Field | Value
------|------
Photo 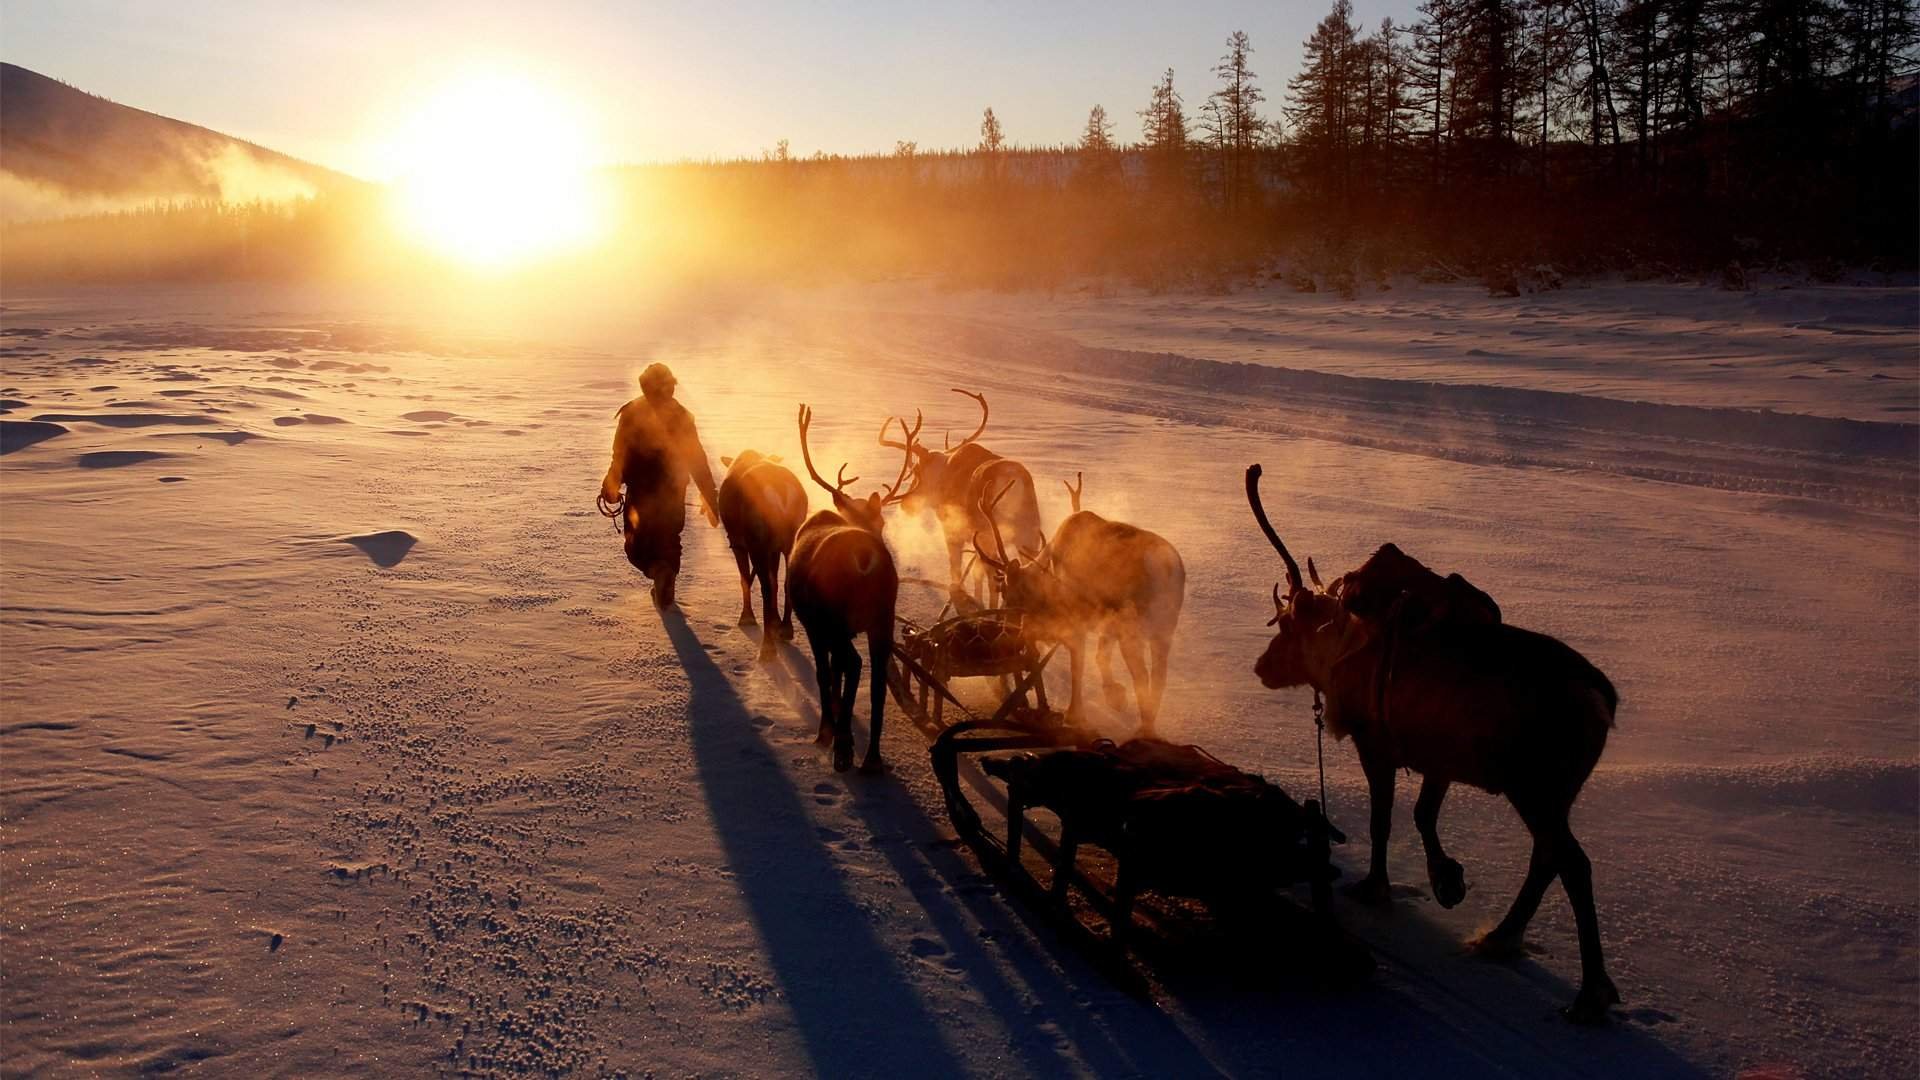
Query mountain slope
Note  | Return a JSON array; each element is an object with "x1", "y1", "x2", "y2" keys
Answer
[{"x1": 0, "y1": 62, "x2": 359, "y2": 217}]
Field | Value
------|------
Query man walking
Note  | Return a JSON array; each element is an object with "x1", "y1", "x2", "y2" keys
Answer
[{"x1": 598, "y1": 362, "x2": 720, "y2": 607}]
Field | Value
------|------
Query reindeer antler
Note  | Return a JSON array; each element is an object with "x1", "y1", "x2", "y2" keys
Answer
[
  {"x1": 1246, "y1": 464, "x2": 1303, "y2": 593},
  {"x1": 945, "y1": 388, "x2": 989, "y2": 450},
  {"x1": 877, "y1": 410, "x2": 924, "y2": 452},
  {"x1": 797, "y1": 404, "x2": 855, "y2": 496},
  {"x1": 976, "y1": 478, "x2": 1017, "y2": 569},
  {"x1": 1062, "y1": 471, "x2": 1083, "y2": 513},
  {"x1": 878, "y1": 417, "x2": 918, "y2": 505}
]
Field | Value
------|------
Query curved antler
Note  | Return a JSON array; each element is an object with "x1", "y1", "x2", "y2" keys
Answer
[
  {"x1": 878, "y1": 418, "x2": 917, "y2": 505},
  {"x1": 797, "y1": 404, "x2": 852, "y2": 496},
  {"x1": 878, "y1": 409, "x2": 924, "y2": 453},
  {"x1": 975, "y1": 478, "x2": 1016, "y2": 569},
  {"x1": 1246, "y1": 464, "x2": 1303, "y2": 593},
  {"x1": 946, "y1": 388, "x2": 989, "y2": 449}
]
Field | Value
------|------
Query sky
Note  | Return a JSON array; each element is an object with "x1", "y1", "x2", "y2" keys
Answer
[{"x1": 0, "y1": 0, "x2": 1422, "y2": 179}]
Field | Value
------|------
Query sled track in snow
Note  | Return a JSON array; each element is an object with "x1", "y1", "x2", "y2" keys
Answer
[{"x1": 908, "y1": 317, "x2": 1919, "y2": 516}]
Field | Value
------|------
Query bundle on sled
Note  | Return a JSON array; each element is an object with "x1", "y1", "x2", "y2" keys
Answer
[{"x1": 888, "y1": 606, "x2": 1056, "y2": 729}]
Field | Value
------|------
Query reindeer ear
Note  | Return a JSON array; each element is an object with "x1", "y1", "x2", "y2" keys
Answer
[
  {"x1": 720, "y1": 455, "x2": 734, "y2": 467},
  {"x1": 767, "y1": 454, "x2": 782, "y2": 464}
]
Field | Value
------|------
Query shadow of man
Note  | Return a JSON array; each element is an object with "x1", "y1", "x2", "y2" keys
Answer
[{"x1": 661, "y1": 608, "x2": 968, "y2": 1080}]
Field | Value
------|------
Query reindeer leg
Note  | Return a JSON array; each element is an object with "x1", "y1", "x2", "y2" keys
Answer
[
  {"x1": 946, "y1": 534, "x2": 969, "y2": 607},
  {"x1": 1415, "y1": 776, "x2": 1467, "y2": 909},
  {"x1": 1345, "y1": 745, "x2": 1396, "y2": 905},
  {"x1": 1146, "y1": 633, "x2": 1172, "y2": 730},
  {"x1": 1470, "y1": 836, "x2": 1555, "y2": 960},
  {"x1": 754, "y1": 554, "x2": 780, "y2": 660},
  {"x1": 834, "y1": 644, "x2": 860, "y2": 772},
  {"x1": 733, "y1": 547, "x2": 756, "y2": 626},
  {"x1": 1063, "y1": 632, "x2": 1087, "y2": 722},
  {"x1": 860, "y1": 637, "x2": 889, "y2": 774},
  {"x1": 776, "y1": 553, "x2": 794, "y2": 641},
  {"x1": 1027, "y1": 646, "x2": 1050, "y2": 714},
  {"x1": 1554, "y1": 823, "x2": 1619, "y2": 1023},
  {"x1": 1096, "y1": 632, "x2": 1128, "y2": 712},
  {"x1": 808, "y1": 635, "x2": 836, "y2": 748},
  {"x1": 1116, "y1": 633, "x2": 1152, "y2": 736}
]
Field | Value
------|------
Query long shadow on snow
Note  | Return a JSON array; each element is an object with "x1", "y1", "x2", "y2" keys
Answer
[
  {"x1": 771, "y1": 641, "x2": 1707, "y2": 1079},
  {"x1": 761, "y1": 644, "x2": 1225, "y2": 1078},
  {"x1": 665, "y1": 610, "x2": 969, "y2": 1080}
]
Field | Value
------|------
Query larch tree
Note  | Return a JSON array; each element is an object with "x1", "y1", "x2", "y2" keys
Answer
[
  {"x1": 1139, "y1": 68, "x2": 1190, "y2": 196},
  {"x1": 980, "y1": 106, "x2": 1006, "y2": 153},
  {"x1": 1287, "y1": 0, "x2": 1362, "y2": 200},
  {"x1": 1209, "y1": 30, "x2": 1267, "y2": 211}
]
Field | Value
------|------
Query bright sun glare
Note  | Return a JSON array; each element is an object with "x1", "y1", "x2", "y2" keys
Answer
[{"x1": 383, "y1": 73, "x2": 608, "y2": 268}]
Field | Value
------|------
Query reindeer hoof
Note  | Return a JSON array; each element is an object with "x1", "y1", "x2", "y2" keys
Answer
[
  {"x1": 778, "y1": 621, "x2": 795, "y2": 642},
  {"x1": 832, "y1": 737, "x2": 854, "y2": 772},
  {"x1": 1466, "y1": 929, "x2": 1528, "y2": 961},
  {"x1": 1345, "y1": 874, "x2": 1392, "y2": 906},
  {"x1": 756, "y1": 643, "x2": 778, "y2": 663},
  {"x1": 858, "y1": 755, "x2": 888, "y2": 776},
  {"x1": 1562, "y1": 975, "x2": 1621, "y2": 1025},
  {"x1": 738, "y1": 612, "x2": 757, "y2": 627},
  {"x1": 1428, "y1": 856, "x2": 1468, "y2": 909},
  {"x1": 815, "y1": 726, "x2": 835, "y2": 747}
]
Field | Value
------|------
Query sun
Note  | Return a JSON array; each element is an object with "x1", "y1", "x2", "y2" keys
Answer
[{"x1": 382, "y1": 72, "x2": 610, "y2": 268}]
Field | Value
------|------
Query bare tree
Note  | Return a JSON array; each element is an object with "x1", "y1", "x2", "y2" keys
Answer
[
  {"x1": 1080, "y1": 104, "x2": 1116, "y2": 152},
  {"x1": 979, "y1": 106, "x2": 1006, "y2": 153},
  {"x1": 1139, "y1": 68, "x2": 1189, "y2": 196},
  {"x1": 1210, "y1": 30, "x2": 1268, "y2": 211}
]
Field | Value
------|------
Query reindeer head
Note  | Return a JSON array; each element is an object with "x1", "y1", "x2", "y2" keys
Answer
[
  {"x1": 720, "y1": 448, "x2": 772, "y2": 477},
  {"x1": 1246, "y1": 464, "x2": 1358, "y2": 690},
  {"x1": 974, "y1": 478, "x2": 1059, "y2": 611},
  {"x1": 880, "y1": 388, "x2": 988, "y2": 514},
  {"x1": 799, "y1": 404, "x2": 911, "y2": 534}
]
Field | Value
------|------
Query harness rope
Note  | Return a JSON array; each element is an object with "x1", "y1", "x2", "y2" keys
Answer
[{"x1": 1312, "y1": 688, "x2": 1329, "y2": 818}]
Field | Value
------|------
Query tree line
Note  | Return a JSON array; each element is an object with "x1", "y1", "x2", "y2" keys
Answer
[{"x1": 3, "y1": 0, "x2": 1913, "y2": 288}]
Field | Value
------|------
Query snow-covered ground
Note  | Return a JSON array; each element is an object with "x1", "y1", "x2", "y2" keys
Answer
[{"x1": 2, "y1": 279, "x2": 1914, "y2": 1078}]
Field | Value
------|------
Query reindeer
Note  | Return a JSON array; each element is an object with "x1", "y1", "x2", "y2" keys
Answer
[
  {"x1": 978, "y1": 477, "x2": 1185, "y2": 734},
  {"x1": 787, "y1": 405, "x2": 911, "y2": 773},
  {"x1": 717, "y1": 450, "x2": 809, "y2": 659},
  {"x1": 1244, "y1": 463, "x2": 1620, "y2": 1023},
  {"x1": 879, "y1": 389, "x2": 1044, "y2": 607}
]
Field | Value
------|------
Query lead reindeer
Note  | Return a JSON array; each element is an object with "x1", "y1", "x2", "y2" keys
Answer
[
  {"x1": 1244, "y1": 464, "x2": 1621, "y2": 1023},
  {"x1": 879, "y1": 389, "x2": 1044, "y2": 608},
  {"x1": 788, "y1": 405, "x2": 910, "y2": 773},
  {"x1": 978, "y1": 477, "x2": 1185, "y2": 734},
  {"x1": 717, "y1": 450, "x2": 809, "y2": 659}
]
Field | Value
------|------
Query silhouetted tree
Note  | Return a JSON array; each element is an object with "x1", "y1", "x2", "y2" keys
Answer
[
  {"x1": 1140, "y1": 69, "x2": 1190, "y2": 197},
  {"x1": 1080, "y1": 104, "x2": 1116, "y2": 151},
  {"x1": 980, "y1": 106, "x2": 1006, "y2": 153},
  {"x1": 1288, "y1": 0, "x2": 1362, "y2": 200},
  {"x1": 1209, "y1": 30, "x2": 1267, "y2": 211}
]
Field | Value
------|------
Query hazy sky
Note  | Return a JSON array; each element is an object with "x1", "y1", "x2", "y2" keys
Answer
[{"x1": 2, "y1": 1, "x2": 1422, "y2": 179}]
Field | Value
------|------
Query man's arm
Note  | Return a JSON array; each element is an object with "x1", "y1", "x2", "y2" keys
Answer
[
  {"x1": 600, "y1": 404, "x2": 630, "y2": 505},
  {"x1": 681, "y1": 415, "x2": 721, "y2": 524}
]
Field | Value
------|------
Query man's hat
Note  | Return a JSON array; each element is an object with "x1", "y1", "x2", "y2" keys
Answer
[{"x1": 639, "y1": 362, "x2": 676, "y2": 397}]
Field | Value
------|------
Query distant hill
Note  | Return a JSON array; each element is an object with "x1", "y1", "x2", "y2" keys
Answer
[{"x1": 0, "y1": 62, "x2": 361, "y2": 220}]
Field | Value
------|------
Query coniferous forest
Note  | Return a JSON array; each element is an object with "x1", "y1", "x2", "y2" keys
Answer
[{"x1": 4, "y1": 0, "x2": 1915, "y2": 288}]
